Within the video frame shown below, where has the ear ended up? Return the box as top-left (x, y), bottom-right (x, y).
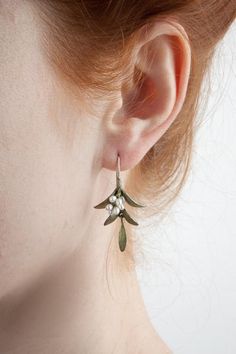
top-left (101, 20), bottom-right (191, 171)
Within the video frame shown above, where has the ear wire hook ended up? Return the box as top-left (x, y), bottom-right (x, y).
top-left (116, 153), bottom-right (121, 189)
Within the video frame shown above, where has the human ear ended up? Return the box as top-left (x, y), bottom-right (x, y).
top-left (101, 20), bottom-right (191, 171)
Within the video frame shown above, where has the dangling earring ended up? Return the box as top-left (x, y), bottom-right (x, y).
top-left (93, 153), bottom-right (145, 252)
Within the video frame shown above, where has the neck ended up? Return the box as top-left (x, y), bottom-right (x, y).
top-left (0, 199), bottom-right (169, 354)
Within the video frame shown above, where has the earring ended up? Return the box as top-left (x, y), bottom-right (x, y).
top-left (93, 154), bottom-right (145, 252)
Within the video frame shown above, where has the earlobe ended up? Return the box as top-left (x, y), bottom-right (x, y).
top-left (102, 20), bottom-right (191, 171)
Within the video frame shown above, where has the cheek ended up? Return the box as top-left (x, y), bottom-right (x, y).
top-left (0, 6), bottom-right (93, 299)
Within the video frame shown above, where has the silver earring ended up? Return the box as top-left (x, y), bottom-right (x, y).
top-left (93, 153), bottom-right (145, 252)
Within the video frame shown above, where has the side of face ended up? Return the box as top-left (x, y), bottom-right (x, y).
top-left (0, 0), bottom-right (192, 298)
top-left (0, 2), bottom-right (99, 299)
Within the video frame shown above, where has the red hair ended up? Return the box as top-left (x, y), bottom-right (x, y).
top-left (34, 1), bottom-right (236, 265)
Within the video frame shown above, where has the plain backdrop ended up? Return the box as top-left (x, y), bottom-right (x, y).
top-left (135, 21), bottom-right (236, 354)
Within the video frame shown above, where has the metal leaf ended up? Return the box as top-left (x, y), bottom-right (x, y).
top-left (94, 187), bottom-right (118, 209)
top-left (122, 190), bottom-right (145, 208)
top-left (122, 209), bottom-right (138, 226)
top-left (104, 213), bottom-right (119, 226)
top-left (119, 219), bottom-right (127, 252)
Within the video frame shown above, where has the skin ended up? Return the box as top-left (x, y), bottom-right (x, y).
top-left (0, 1), bottom-right (191, 353)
